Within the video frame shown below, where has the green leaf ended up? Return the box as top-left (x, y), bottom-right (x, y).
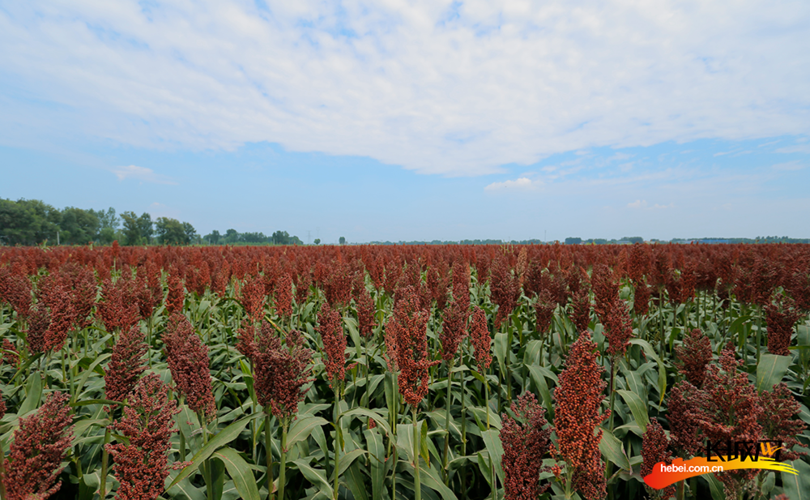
top-left (293, 459), bottom-right (333, 498)
top-left (72, 353), bottom-right (112, 403)
top-left (629, 338), bottom-right (666, 403)
top-left (364, 428), bottom-right (386, 500)
top-left (526, 364), bottom-right (555, 420)
top-left (337, 448), bottom-right (367, 477)
top-left (494, 332), bottom-right (508, 376)
top-left (287, 416), bottom-right (329, 448)
top-left (18, 372), bottom-right (42, 416)
top-left (703, 473), bottom-right (726, 500)
top-left (481, 429), bottom-right (504, 486)
top-left (212, 447), bottom-right (262, 500)
top-left (340, 407), bottom-right (392, 436)
top-left (344, 461), bottom-right (370, 500)
top-left (782, 459), bottom-right (810, 500)
top-left (420, 420), bottom-right (430, 466)
top-left (616, 390), bottom-right (650, 433)
top-left (168, 415), bottom-right (256, 489)
top-left (599, 429), bottom-right (631, 472)
top-left (756, 354), bottom-right (792, 393)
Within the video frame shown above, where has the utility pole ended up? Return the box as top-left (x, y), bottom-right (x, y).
top-left (57, 230), bottom-right (60, 245)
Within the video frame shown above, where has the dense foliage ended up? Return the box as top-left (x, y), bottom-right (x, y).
top-left (0, 243), bottom-right (808, 500)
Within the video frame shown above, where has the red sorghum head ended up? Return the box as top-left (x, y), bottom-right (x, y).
top-left (569, 288), bottom-right (591, 333)
top-left (604, 298), bottom-right (633, 358)
top-left (356, 286), bottom-right (377, 338)
top-left (758, 383), bottom-right (806, 462)
top-left (106, 373), bottom-right (182, 500)
top-left (469, 306), bottom-right (492, 372)
top-left (252, 325), bottom-right (313, 420)
top-left (318, 302), bottom-right (348, 388)
top-left (0, 266), bottom-right (32, 320)
top-left (385, 286), bottom-right (440, 407)
top-left (165, 271), bottom-right (186, 317)
top-left (25, 304), bottom-right (50, 354)
top-left (675, 329), bottom-right (712, 388)
top-left (3, 391), bottom-right (74, 500)
top-left (97, 277), bottom-right (139, 333)
top-left (275, 272), bottom-right (293, 319)
top-left (500, 392), bottom-right (552, 500)
top-left (553, 331), bottom-right (609, 500)
top-left (764, 294), bottom-right (801, 356)
top-left (641, 418), bottom-right (676, 499)
top-left (105, 324), bottom-right (148, 403)
top-left (439, 298), bottom-right (468, 362)
top-left (163, 314), bottom-right (216, 419)
top-left (533, 290), bottom-right (556, 336)
top-left (633, 281), bottom-right (651, 317)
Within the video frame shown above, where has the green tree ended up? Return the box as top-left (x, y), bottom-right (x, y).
top-left (59, 207), bottom-right (100, 245)
top-left (138, 213), bottom-right (154, 244)
top-left (223, 229), bottom-right (239, 244)
top-left (155, 217), bottom-right (188, 245)
top-left (314, 238), bottom-right (321, 245)
top-left (91, 207), bottom-right (120, 244)
top-left (339, 236), bottom-right (346, 245)
top-left (564, 237), bottom-right (582, 245)
top-left (271, 230), bottom-right (290, 245)
top-left (121, 211), bottom-right (153, 245)
top-left (0, 198), bottom-right (60, 245)
top-left (241, 232), bottom-right (268, 243)
top-left (206, 230), bottom-right (221, 245)
top-left (182, 222), bottom-right (197, 244)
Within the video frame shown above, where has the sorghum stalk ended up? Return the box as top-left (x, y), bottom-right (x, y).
top-left (442, 359), bottom-right (454, 483)
top-left (413, 406), bottom-right (421, 500)
top-left (333, 387), bottom-right (341, 500)
top-left (461, 372), bottom-right (468, 500)
top-left (266, 414), bottom-right (274, 500)
top-left (279, 419), bottom-right (289, 500)
top-left (99, 427), bottom-right (110, 499)
top-left (200, 410), bottom-right (214, 500)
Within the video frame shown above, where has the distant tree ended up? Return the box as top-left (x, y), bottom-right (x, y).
top-left (339, 236), bottom-right (346, 245)
top-left (290, 235), bottom-right (303, 245)
top-left (314, 238), bottom-right (321, 245)
top-left (59, 207), bottom-right (100, 245)
top-left (623, 236), bottom-right (644, 244)
top-left (206, 230), bottom-right (221, 245)
top-left (120, 211), bottom-right (140, 245)
top-left (138, 213), bottom-right (154, 244)
top-left (564, 237), bottom-right (582, 245)
top-left (155, 217), bottom-right (187, 245)
top-left (0, 198), bottom-right (61, 245)
top-left (223, 229), bottom-right (239, 244)
top-left (241, 232), bottom-right (268, 244)
top-left (182, 222), bottom-right (197, 243)
top-left (91, 207), bottom-right (119, 244)
top-left (271, 230), bottom-right (290, 245)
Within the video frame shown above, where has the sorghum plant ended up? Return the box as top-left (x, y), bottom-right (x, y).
top-left (3, 392), bottom-right (74, 500)
top-left (500, 393), bottom-right (552, 500)
top-left (553, 331), bottom-right (609, 500)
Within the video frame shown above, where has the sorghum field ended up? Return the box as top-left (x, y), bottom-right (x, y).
top-left (0, 243), bottom-right (808, 500)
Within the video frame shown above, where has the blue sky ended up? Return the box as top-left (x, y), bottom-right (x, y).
top-left (1, 1), bottom-right (809, 243)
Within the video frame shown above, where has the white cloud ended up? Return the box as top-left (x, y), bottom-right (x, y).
top-left (627, 200), bottom-right (674, 210)
top-left (110, 165), bottom-right (177, 184)
top-left (484, 177), bottom-right (539, 191)
top-left (771, 161), bottom-right (805, 171)
top-left (776, 145), bottom-right (810, 154)
top-left (2, 1), bottom-right (810, 176)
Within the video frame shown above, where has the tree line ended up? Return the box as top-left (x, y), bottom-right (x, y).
top-left (0, 198), bottom-right (303, 246)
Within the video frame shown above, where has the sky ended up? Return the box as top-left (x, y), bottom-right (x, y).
top-left (1, 0), bottom-right (809, 243)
